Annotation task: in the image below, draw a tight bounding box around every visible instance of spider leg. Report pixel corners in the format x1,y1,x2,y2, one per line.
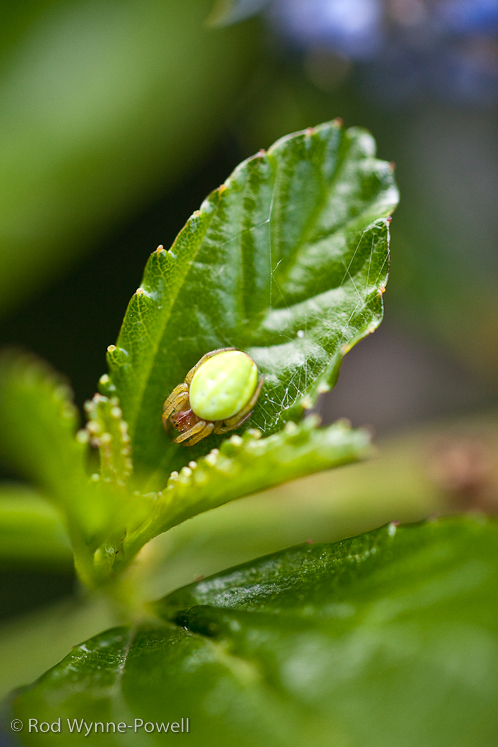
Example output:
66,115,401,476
185,421,214,446
162,383,189,426
184,347,236,385
162,392,190,431
163,383,188,411
173,419,210,444
214,409,253,435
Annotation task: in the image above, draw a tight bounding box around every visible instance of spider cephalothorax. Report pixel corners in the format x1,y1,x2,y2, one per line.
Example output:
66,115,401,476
162,348,264,446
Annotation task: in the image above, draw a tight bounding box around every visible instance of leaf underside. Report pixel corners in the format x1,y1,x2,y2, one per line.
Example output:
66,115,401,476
12,516,498,747
106,121,398,486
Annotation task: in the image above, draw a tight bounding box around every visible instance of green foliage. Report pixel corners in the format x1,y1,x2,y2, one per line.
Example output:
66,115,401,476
0,352,87,501
0,353,132,585
117,417,371,572
12,517,498,747
106,120,397,486
0,485,71,568
0,353,100,576
1,112,496,747
0,349,370,585
0,120,396,586
84,394,133,488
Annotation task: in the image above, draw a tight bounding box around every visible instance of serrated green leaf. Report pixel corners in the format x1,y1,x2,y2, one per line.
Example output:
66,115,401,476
0,352,147,587
0,352,87,509
107,121,398,485
115,417,370,571
11,517,498,747
0,352,108,584
84,394,132,487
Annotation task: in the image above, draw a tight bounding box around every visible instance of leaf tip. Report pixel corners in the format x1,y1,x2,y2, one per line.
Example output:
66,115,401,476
98,373,116,396
106,345,128,365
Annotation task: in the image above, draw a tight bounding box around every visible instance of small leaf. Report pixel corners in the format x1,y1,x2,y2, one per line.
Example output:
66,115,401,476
0,351,88,511
116,417,371,570
84,394,132,487
0,352,145,587
12,517,498,747
107,121,398,482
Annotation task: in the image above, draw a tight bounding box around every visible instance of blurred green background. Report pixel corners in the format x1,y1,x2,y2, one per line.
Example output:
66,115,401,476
0,0,498,705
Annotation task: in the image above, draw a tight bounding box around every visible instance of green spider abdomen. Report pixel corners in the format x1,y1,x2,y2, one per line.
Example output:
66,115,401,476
189,350,258,421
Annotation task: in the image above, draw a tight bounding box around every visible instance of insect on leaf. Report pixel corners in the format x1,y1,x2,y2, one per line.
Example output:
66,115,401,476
106,121,398,483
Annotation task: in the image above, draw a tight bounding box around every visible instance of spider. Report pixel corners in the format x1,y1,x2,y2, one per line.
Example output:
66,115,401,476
162,348,264,446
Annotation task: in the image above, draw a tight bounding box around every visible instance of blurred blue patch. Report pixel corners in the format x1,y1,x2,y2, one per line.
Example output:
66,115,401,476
431,40,498,104
223,0,498,104
270,0,384,59
436,0,498,34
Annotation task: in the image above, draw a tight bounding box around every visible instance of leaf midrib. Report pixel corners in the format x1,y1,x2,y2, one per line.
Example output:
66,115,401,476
269,128,350,289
